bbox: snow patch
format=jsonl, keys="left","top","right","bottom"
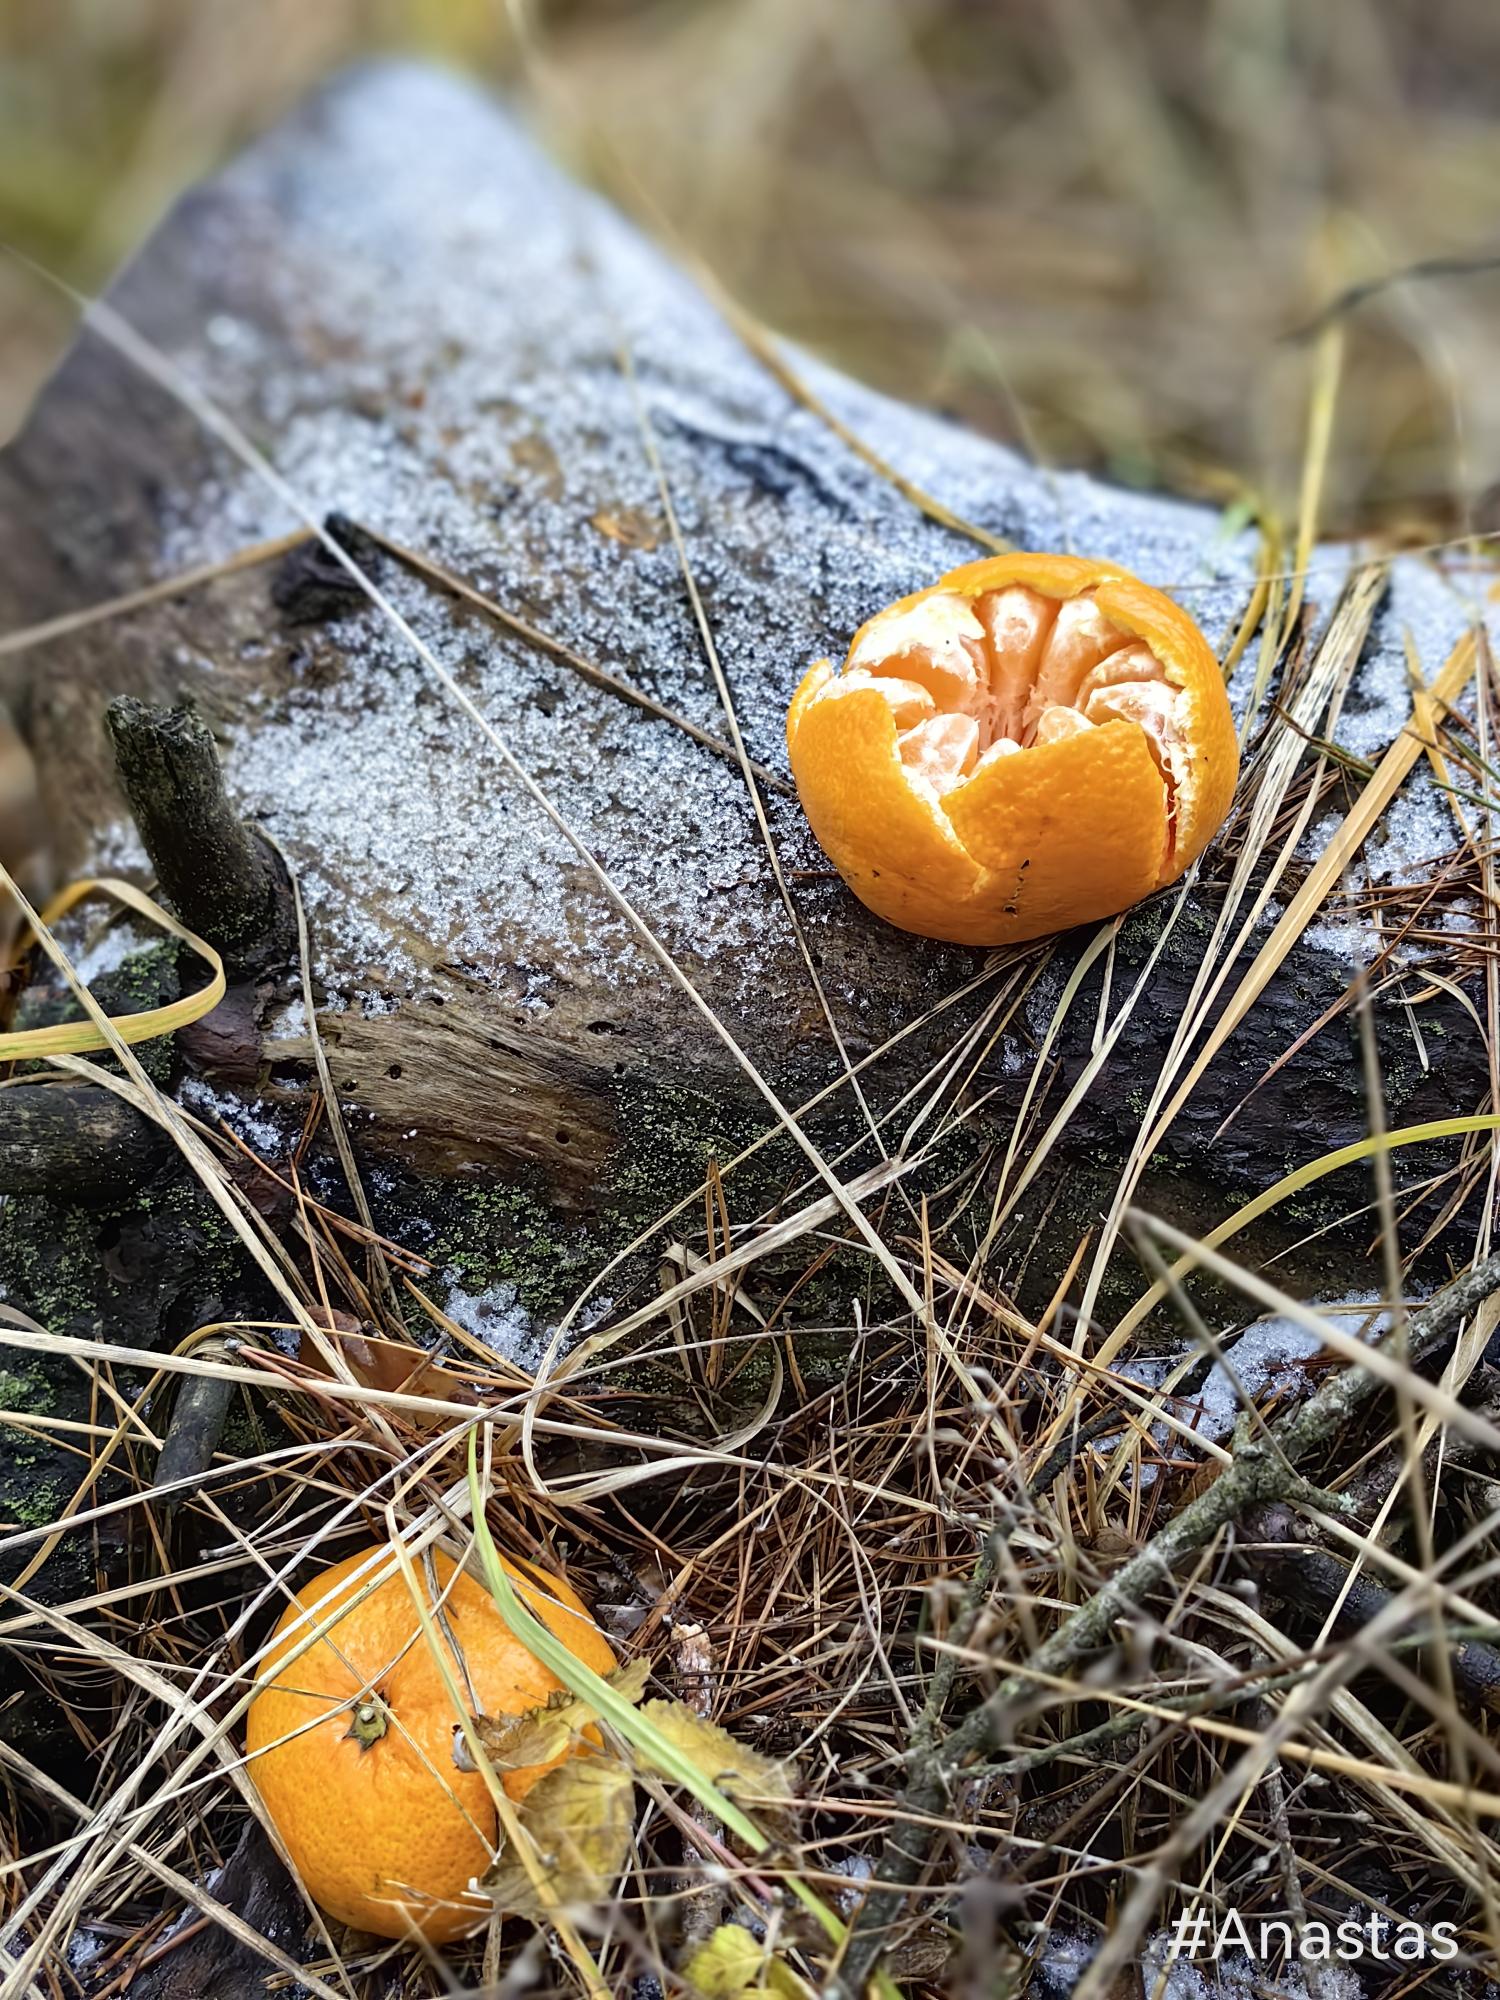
{"left": 440, "top": 1270, "right": 542, "bottom": 1367}
{"left": 178, "top": 1076, "right": 289, "bottom": 1158}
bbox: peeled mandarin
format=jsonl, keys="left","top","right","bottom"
{"left": 787, "top": 553, "right": 1238, "bottom": 947}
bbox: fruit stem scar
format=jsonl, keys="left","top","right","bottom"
{"left": 347, "top": 1697, "right": 389, "bottom": 1750}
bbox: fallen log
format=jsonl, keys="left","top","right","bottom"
{"left": 0, "top": 61, "right": 1487, "bottom": 1551}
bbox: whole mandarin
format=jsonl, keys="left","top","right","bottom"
{"left": 246, "top": 1544, "right": 616, "bottom": 1942}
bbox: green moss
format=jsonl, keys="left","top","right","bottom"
{"left": 0, "top": 1201, "right": 103, "bottom": 1325}
{"left": 401, "top": 1065, "right": 906, "bottom": 1401}
{"left": 416, "top": 1178, "right": 588, "bottom": 1326}
{"left": 0, "top": 1177, "right": 247, "bottom": 1348}
{"left": 7, "top": 1478, "right": 64, "bottom": 1528}
{"left": 220, "top": 1397, "right": 277, "bottom": 1460}
{"left": 413, "top": 1071, "right": 807, "bottom": 1327}
{"left": 0, "top": 1366, "right": 54, "bottom": 1416}
{"left": 10, "top": 939, "right": 180, "bottom": 1084}
{"left": 0, "top": 1170, "right": 262, "bottom": 1544}
{"left": 0, "top": 1357, "right": 76, "bottom": 1534}
{"left": 94, "top": 941, "right": 181, "bottom": 1085}
{"left": 606, "top": 1075, "right": 765, "bottom": 1215}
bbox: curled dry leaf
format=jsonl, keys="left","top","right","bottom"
{"left": 458, "top": 1657, "right": 652, "bottom": 1773}
{"left": 297, "top": 1323, "right": 484, "bottom": 1420}
{"left": 636, "top": 1700, "right": 797, "bottom": 1837}
{"left": 481, "top": 1753, "right": 636, "bottom": 1917}
{"left": 680, "top": 1922, "right": 812, "bottom": 1999}
{"left": 460, "top": 1670, "right": 797, "bottom": 1924}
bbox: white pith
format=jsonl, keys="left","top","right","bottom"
{"left": 826, "top": 584, "right": 1190, "bottom": 858}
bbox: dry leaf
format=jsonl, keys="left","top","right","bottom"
{"left": 298, "top": 1324, "right": 482, "bottom": 1421}
{"left": 637, "top": 1700, "right": 795, "bottom": 1827}
{"left": 470, "top": 1694, "right": 576, "bottom": 1772}
{"left": 885, "top": 1923, "right": 956, "bottom": 1980}
{"left": 463, "top": 1658, "right": 652, "bottom": 1772}
{"left": 604, "top": 1655, "right": 654, "bottom": 1704}
{"left": 483, "top": 1754, "right": 635, "bottom": 1915}
{"left": 681, "top": 1923, "right": 811, "bottom": 1999}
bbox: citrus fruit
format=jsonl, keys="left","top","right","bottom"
{"left": 786, "top": 552, "right": 1238, "bottom": 945}
{"left": 245, "top": 1542, "right": 617, "bottom": 1942}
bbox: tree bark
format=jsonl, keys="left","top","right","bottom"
{"left": 0, "top": 1079, "right": 168, "bottom": 1200}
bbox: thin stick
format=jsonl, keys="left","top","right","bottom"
{"left": 0, "top": 532, "right": 303, "bottom": 659}
{"left": 362, "top": 526, "right": 796, "bottom": 798}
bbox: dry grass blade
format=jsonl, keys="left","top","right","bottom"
{"left": 0, "top": 876, "right": 224, "bottom": 1058}
{"left": 1136, "top": 625, "right": 1478, "bottom": 1176}
{"left": 616, "top": 340, "right": 884, "bottom": 1156}
{"left": 707, "top": 293, "right": 1012, "bottom": 557}
{"left": 0, "top": 859, "right": 347, "bottom": 1366}
{"left": 1065, "top": 557, "right": 1386, "bottom": 1352}
{"left": 273, "top": 837, "right": 400, "bottom": 1326}
{"left": 0, "top": 532, "right": 303, "bottom": 658}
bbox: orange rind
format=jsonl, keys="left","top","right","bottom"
{"left": 786, "top": 552, "right": 1238, "bottom": 946}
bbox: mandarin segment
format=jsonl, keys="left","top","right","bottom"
{"left": 1029, "top": 595, "right": 1128, "bottom": 716}
{"left": 787, "top": 553, "right": 1237, "bottom": 946}
{"left": 245, "top": 1544, "right": 616, "bottom": 1942}
{"left": 789, "top": 681, "right": 988, "bottom": 936}
{"left": 848, "top": 591, "right": 988, "bottom": 700}
{"left": 976, "top": 584, "right": 1053, "bottom": 741}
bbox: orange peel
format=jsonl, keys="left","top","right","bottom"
{"left": 787, "top": 552, "right": 1239, "bottom": 945}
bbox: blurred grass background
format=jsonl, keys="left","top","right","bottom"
{"left": 2, "top": 0, "right": 1499, "bottom": 532}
